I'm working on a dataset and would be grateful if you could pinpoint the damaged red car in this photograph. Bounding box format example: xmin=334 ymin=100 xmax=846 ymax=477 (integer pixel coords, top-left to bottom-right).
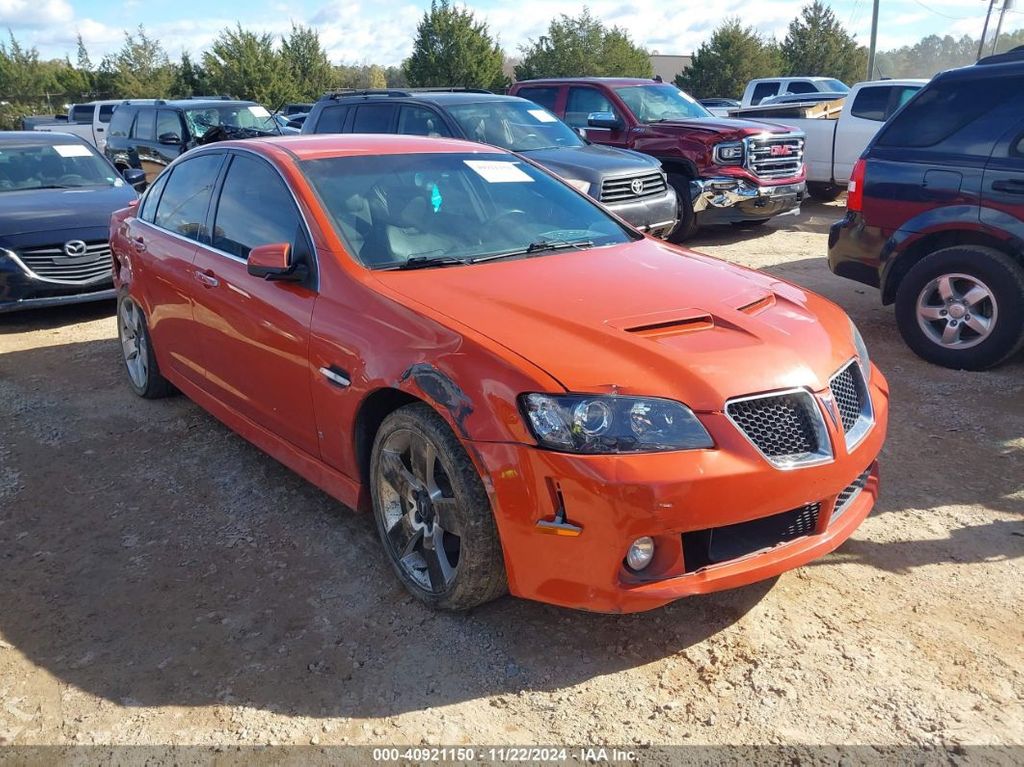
xmin=109 ymin=134 xmax=888 ymax=613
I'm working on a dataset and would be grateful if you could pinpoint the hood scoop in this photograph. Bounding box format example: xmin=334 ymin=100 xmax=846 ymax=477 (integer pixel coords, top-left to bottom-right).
xmin=610 ymin=308 xmax=715 ymax=339
xmin=737 ymin=292 xmax=777 ymax=316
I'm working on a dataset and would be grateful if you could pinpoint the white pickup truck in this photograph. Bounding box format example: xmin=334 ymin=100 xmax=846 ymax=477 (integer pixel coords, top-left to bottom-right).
xmin=736 ymin=79 xmax=926 ymax=200
xmin=30 ymin=100 xmax=129 ymax=153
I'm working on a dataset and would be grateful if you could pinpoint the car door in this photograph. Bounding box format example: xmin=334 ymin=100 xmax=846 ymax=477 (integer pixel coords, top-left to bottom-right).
xmin=565 ymin=86 xmax=628 ymax=148
xmin=131 ymin=108 xmax=161 ymax=182
xmin=190 ymin=151 xmax=320 ymax=456
xmin=834 ymin=85 xmax=920 ymax=183
xmin=126 ymin=151 xmax=225 ymax=385
xmin=981 ymin=119 xmax=1024 ymax=231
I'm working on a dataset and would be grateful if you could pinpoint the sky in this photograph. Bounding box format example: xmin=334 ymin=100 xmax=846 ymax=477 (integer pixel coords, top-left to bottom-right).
xmin=2 ymin=0 xmax=1023 ymax=67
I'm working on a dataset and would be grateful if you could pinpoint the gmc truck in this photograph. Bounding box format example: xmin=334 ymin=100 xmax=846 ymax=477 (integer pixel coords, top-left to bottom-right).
xmin=511 ymin=78 xmax=806 ymax=240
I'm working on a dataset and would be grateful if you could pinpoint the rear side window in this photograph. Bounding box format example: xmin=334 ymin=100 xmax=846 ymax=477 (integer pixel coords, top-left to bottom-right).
xmin=516 ymin=87 xmax=559 ymax=111
xmin=109 ymin=107 xmax=133 ymax=138
xmin=133 ymin=109 xmax=156 ymax=141
xmin=877 ymin=76 xmax=1024 ymax=149
xmin=397 ymin=105 xmax=451 ymax=137
xmin=70 ymin=105 xmax=93 ymax=123
xmin=786 ymin=81 xmax=817 ymax=94
xmin=212 ymin=154 xmax=305 ymax=259
xmin=751 ymin=82 xmax=778 ymax=105
xmin=313 ymin=105 xmax=349 ymax=133
xmin=851 ymin=85 xmax=921 ymax=122
xmin=352 ymin=104 xmax=397 ymax=133
xmin=98 ymin=105 xmax=115 ymax=123
xmin=153 ymin=154 xmax=223 ymax=241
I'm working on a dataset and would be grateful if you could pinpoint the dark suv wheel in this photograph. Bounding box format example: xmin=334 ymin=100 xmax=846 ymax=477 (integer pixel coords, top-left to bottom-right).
xmin=894 ymin=245 xmax=1024 ymax=370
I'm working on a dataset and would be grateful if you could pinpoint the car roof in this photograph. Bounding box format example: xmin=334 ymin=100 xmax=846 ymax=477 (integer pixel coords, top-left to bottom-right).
xmin=937 ymin=52 xmax=1024 ymax=82
xmin=204 ymin=134 xmax=507 ymax=162
xmin=0 ymin=131 xmax=90 ymax=146
xmin=515 ymin=77 xmax=661 ymax=86
xmin=318 ymin=91 xmax=524 ymax=106
xmin=120 ymin=99 xmax=257 ymax=109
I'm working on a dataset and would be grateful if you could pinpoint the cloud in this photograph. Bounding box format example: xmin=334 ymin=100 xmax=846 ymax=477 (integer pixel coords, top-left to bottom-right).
xmin=0 ymin=0 xmax=73 ymax=28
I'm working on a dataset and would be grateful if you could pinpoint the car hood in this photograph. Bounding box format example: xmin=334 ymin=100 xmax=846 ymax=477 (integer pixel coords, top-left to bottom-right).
xmin=375 ymin=239 xmax=856 ymax=411
xmin=0 ymin=185 xmax=138 ymax=247
xmin=645 ymin=116 xmax=799 ymax=136
xmin=519 ymin=144 xmax=659 ymax=179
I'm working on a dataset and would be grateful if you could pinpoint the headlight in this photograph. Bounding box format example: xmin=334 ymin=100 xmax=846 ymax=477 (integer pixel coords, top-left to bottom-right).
xmin=713 ymin=141 xmax=744 ymax=165
xmin=849 ymin=317 xmax=871 ymax=383
xmin=563 ymin=178 xmax=591 ymax=195
xmin=520 ymin=393 xmax=713 ymax=453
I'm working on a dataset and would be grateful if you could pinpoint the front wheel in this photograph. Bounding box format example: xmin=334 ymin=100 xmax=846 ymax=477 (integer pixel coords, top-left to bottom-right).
xmin=117 ymin=295 xmax=175 ymax=398
xmin=666 ymin=173 xmax=699 ymax=242
xmin=894 ymin=246 xmax=1024 ymax=370
xmin=370 ymin=403 xmax=507 ymax=611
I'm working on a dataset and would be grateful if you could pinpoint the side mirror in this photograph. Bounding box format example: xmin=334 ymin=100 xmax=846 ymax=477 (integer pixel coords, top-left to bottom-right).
xmin=587 ymin=111 xmax=622 ymax=130
xmin=247 ymin=242 xmax=304 ymax=282
xmin=158 ymin=132 xmax=182 ymax=145
xmin=121 ymin=168 xmax=147 ymax=188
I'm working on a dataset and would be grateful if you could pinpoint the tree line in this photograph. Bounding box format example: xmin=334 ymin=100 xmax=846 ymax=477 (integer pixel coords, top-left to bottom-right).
xmin=3 ymin=0 xmax=1019 ymax=130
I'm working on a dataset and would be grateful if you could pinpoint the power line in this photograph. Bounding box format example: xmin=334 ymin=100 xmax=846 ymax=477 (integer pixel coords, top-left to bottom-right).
xmin=908 ymin=0 xmax=977 ymax=20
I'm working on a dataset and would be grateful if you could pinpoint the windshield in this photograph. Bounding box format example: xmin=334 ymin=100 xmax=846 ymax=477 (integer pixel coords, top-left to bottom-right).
xmin=614 ymin=85 xmax=712 ymax=122
xmin=0 ymin=141 xmax=122 ymax=191
xmin=822 ymin=79 xmax=849 ymax=93
xmin=184 ymin=104 xmax=275 ymax=138
xmin=446 ymin=101 xmax=584 ymax=152
xmin=300 ymin=152 xmax=635 ymax=270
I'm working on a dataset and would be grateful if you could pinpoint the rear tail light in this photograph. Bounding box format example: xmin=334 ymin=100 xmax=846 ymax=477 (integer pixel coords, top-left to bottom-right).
xmin=847 ymin=158 xmax=866 ymax=212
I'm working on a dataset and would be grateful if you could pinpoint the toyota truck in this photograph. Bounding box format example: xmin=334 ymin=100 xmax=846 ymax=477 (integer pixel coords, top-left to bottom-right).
xmin=511 ymin=78 xmax=806 ymax=240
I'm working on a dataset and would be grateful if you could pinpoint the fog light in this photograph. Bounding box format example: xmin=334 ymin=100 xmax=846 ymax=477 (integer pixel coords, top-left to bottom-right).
xmin=626 ymin=536 xmax=655 ymax=570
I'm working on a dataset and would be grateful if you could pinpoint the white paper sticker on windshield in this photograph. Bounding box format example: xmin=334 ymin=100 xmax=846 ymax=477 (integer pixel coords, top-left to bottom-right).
xmin=248 ymin=105 xmax=271 ymax=118
xmin=528 ymin=109 xmax=557 ymax=123
xmin=464 ymin=160 xmax=534 ymax=183
xmin=52 ymin=144 xmax=91 ymax=157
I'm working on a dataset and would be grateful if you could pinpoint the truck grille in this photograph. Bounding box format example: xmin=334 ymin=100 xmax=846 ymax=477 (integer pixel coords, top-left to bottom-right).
xmin=828 ymin=361 xmax=874 ymax=449
xmin=726 ymin=389 xmax=831 ymax=468
xmin=15 ymin=242 xmax=113 ymax=285
xmin=831 ymin=467 xmax=872 ymax=522
xmin=600 ymin=171 xmax=667 ymax=203
xmin=745 ymin=135 xmax=804 ymax=180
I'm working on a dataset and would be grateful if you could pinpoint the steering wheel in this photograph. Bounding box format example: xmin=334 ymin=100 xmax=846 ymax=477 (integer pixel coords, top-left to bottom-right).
xmin=57 ymin=174 xmax=86 ymax=186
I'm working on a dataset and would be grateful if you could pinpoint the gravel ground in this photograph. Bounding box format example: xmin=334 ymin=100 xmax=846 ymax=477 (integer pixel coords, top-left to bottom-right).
xmin=0 ymin=198 xmax=1021 ymax=749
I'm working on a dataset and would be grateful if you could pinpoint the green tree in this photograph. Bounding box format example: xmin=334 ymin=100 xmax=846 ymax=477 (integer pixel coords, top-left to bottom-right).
xmin=0 ymin=32 xmax=56 ymax=101
xmin=675 ymin=19 xmax=782 ymax=99
xmin=280 ymin=23 xmax=333 ymax=100
xmin=403 ymin=0 xmax=507 ymax=91
xmin=106 ymin=25 xmax=176 ymax=97
xmin=172 ymin=51 xmax=207 ymax=97
xmin=203 ymin=25 xmax=296 ymax=105
xmin=515 ymin=7 xmax=651 ymax=80
xmin=780 ymin=1 xmax=866 ymax=84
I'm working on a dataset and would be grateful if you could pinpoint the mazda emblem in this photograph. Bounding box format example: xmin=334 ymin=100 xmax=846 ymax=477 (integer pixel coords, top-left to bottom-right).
xmin=63 ymin=240 xmax=88 ymax=257
xmin=630 ymin=178 xmax=644 ymax=195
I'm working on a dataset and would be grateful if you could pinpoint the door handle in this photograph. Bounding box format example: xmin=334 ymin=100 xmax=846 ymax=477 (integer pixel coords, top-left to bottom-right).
xmin=195 ymin=270 xmax=220 ymax=288
xmin=131 ymin=237 xmax=146 ymax=252
xmin=319 ymin=366 xmax=351 ymax=388
xmin=991 ymin=179 xmax=1024 ymax=195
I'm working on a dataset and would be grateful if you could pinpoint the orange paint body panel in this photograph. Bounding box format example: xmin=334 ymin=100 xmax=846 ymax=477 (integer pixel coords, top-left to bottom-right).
xmin=110 ymin=134 xmax=890 ymax=613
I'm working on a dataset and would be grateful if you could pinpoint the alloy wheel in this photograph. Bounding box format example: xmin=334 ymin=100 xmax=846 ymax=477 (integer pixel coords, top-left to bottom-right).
xmin=915 ymin=272 xmax=998 ymax=350
xmin=119 ymin=299 xmax=149 ymax=389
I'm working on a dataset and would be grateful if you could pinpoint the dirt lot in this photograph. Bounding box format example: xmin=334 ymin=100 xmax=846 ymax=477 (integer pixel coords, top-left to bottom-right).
xmin=0 ymin=198 xmax=1021 ymax=750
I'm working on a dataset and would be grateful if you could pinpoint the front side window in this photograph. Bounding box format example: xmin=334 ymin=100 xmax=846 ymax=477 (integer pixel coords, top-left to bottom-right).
xmin=447 ymin=101 xmax=583 ymax=151
xmin=613 ymin=85 xmax=711 ymax=122
xmin=157 ymin=110 xmax=183 ymax=140
xmin=153 ymin=153 xmax=223 ymax=241
xmin=98 ymin=104 xmax=116 ymax=123
xmin=851 ymin=87 xmax=893 ymax=121
xmin=786 ymin=81 xmax=818 ymax=94
xmin=300 ymin=152 xmax=637 ymax=270
xmin=71 ymin=105 xmax=93 ymax=123
xmin=212 ymin=154 xmax=304 ymax=259
xmin=133 ymin=109 xmax=156 ymax=141
xmin=397 ymin=106 xmax=452 ymax=137
xmin=0 ymin=140 xmax=124 ymax=191
xmin=109 ymin=107 xmax=134 ymax=138
xmin=565 ymin=87 xmax=618 ymax=128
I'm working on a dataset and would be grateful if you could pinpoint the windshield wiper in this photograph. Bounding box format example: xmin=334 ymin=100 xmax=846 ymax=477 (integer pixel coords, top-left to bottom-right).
xmin=384 ymin=254 xmax=473 ymax=270
xmin=472 ymin=238 xmax=594 ymax=263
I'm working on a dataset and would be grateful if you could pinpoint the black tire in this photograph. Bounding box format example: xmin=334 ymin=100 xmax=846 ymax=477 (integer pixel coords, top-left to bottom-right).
xmin=116 ymin=294 xmax=175 ymax=399
xmin=370 ymin=403 xmax=507 ymax=611
xmin=666 ymin=173 xmax=699 ymax=242
xmin=730 ymin=219 xmax=771 ymax=228
xmin=894 ymin=245 xmax=1024 ymax=370
xmin=807 ymin=181 xmax=844 ymax=202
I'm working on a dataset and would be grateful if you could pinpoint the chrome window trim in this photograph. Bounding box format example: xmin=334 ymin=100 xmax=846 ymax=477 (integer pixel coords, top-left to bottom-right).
xmin=829 ymin=358 xmax=875 ymax=452
xmin=724 ymin=386 xmax=834 ymax=470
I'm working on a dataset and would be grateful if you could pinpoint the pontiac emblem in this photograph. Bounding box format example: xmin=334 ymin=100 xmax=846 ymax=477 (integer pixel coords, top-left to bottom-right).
xmin=63 ymin=240 xmax=88 ymax=257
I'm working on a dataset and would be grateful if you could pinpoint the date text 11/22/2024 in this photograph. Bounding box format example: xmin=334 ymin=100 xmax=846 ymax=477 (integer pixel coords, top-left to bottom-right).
xmin=371 ymin=747 xmax=638 ymax=762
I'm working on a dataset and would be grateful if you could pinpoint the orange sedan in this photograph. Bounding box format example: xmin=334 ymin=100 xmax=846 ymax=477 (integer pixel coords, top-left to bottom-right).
xmin=109 ymin=135 xmax=888 ymax=613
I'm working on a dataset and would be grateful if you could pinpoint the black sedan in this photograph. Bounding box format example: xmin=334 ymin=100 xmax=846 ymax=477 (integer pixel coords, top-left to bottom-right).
xmin=0 ymin=132 xmax=143 ymax=313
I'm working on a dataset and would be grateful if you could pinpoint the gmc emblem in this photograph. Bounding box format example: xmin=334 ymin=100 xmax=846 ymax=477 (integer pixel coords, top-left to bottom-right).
xmin=770 ymin=144 xmax=793 ymax=157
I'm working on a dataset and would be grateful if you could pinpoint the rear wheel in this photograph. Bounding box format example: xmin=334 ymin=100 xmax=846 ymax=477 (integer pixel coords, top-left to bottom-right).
xmin=370 ymin=403 xmax=507 ymax=611
xmin=807 ymin=181 xmax=844 ymax=202
xmin=117 ymin=295 xmax=175 ymax=399
xmin=666 ymin=173 xmax=699 ymax=242
xmin=894 ymin=245 xmax=1024 ymax=370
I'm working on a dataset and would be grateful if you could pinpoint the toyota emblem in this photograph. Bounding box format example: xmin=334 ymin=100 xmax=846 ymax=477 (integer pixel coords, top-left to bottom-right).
xmin=63 ymin=240 xmax=88 ymax=257
xmin=630 ymin=178 xmax=645 ymax=195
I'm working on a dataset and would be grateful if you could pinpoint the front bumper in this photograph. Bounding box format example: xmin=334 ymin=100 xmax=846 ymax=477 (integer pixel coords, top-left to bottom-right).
xmin=604 ymin=188 xmax=679 ymax=238
xmin=0 ymin=257 xmax=114 ymax=314
xmin=691 ymin=178 xmax=805 ymax=225
xmin=473 ymin=367 xmax=889 ymax=613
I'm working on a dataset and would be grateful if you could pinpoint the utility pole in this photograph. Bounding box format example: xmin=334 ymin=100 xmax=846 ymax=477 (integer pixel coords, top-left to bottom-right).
xmin=979 ymin=0 xmax=998 ymax=60
xmin=990 ymin=0 xmax=1017 ymax=56
xmin=867 ymin=0 xmax=880 ymax=80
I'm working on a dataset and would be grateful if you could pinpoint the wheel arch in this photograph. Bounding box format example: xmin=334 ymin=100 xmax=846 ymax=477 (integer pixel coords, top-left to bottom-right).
xmin=352 ymin=387 xmax=423 ymax=500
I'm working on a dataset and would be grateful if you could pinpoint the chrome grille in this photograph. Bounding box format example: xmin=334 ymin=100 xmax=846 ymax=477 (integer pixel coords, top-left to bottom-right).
xmin=831 ymin=467 xmax=871 ymax=522
xmin=14 ymin=242 xmax=112 ymax=285
xmin=726 ymin=389 xmax=831 ymax=468
xmin=829 ymin=360 xmax=874 ymax=449
xmin=745 ymin=134 xmax=805 ymax=180
xmin=600 ymin=171 xmax=667 ymax=203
